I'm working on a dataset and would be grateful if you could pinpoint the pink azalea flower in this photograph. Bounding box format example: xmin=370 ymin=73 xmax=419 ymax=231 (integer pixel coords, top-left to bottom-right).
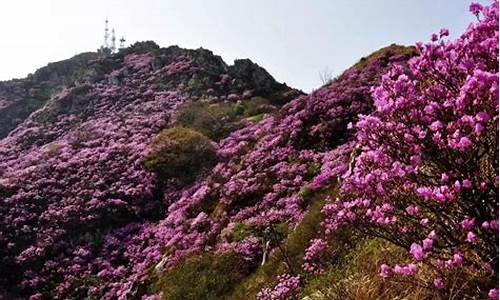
xmin=466 ymin=231 xmax=477 ymax=243
xmin=422 ymin=238 xmax=433 ymax=250
xmin=410 ymin=243 xmax=424 ymax=261
xmin=380 ymin=264 xmax=391 ymax=278
xmin=434 ymin=278 xmax=445 ymax=289
xmin=488 ymin=288 xmax=499 ymax=299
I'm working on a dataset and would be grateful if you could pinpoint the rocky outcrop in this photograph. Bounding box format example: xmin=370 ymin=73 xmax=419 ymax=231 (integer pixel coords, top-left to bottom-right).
xmin=0 ymin=52 xmax=100 ymax=138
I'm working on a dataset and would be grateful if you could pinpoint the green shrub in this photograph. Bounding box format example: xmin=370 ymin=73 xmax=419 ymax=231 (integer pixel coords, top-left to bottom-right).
xmin=231 ymin=222 xmax=288 ymax=244
xmin=153 ymin=252 xmax=255 ymax=300
xmin=175 ymin=101 xmax=242 ymax=141
xmin=298 ymin=185 xmax=314 ymax=201
xmin=232 ymin=223 xmax=258 ymax=242
xmin=272 ymin=222 xmax=289 ymax=240
xmin=232 ymin=101 xmax=245 ymax=115
xmin=305 ymin=162 xmax=321 ymax=180
xmin=144 ymin=127 xmax=217 ymax=183
xmin=242 ymin=97 xmax=275 ymax=117
xmin=176 ymin=98 xmax=276 ymax=141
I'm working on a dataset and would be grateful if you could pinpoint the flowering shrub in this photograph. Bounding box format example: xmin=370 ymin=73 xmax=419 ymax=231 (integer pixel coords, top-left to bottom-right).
xmin=257 ymin=273 xmax=301 ymax=300
xmin=0 ymin=43 xmax=300 ymax=299
xmin=0 ymin=40 xmax=414 ymax=298
xmin=0 ymin=46 xmax=197 ymax=298
xmin=144 ymin=126 xmax=217 ymax=183
xmin=302 ymin=238 xmax=330 ymax=274
xmin=323 ymin=1 xmax=498 ymax=297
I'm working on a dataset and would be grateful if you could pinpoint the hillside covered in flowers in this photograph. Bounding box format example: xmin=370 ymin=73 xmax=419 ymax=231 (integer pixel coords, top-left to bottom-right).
xmin=0 ymin=1 xmax=498 ymax=299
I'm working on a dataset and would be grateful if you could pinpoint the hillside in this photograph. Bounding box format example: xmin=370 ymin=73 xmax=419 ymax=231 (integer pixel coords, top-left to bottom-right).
xmin=0 ymin=2 xmax=498 ymax=299
xmin=0 ymin=41 xmax=302 ymax=298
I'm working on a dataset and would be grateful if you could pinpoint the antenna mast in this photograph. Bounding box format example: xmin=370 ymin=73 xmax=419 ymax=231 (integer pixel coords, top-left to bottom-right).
xmin=111 ymin=28 xmax=116 ymax=53
xmin=119 ymin=36 xmax=126 ymax=49
xmin=103 ymin=19 xmax=110 ymax=49
xmin=100 ymin=19 xmax=124 ymax=55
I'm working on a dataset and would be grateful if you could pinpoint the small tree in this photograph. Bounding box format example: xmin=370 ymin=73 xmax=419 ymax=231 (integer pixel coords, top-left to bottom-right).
xmin=319 ymin=67 xmax=335 ymax=86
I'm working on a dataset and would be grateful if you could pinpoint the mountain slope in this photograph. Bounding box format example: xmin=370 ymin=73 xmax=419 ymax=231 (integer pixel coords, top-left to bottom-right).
xmin=0 ymin=41 xmax=300 ymax=299
xmin=0 ymin=3 xmax=497 ymax=298
xmin=0 ymin=42 xmax=415 ymax=299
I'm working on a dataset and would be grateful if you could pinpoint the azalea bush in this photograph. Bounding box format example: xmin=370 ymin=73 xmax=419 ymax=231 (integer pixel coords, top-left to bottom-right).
xmin=0 ymin=41 xmax=315 ymax=299
xmin=0 ymin=49 xmax=195 ymax=298
xmin=257 ymin=273 xmax=301 ymax=300
xmin=322 ymin=1 xmax=499 ymax=298
xmin=83 ymin=42 xmax=409 ymax=299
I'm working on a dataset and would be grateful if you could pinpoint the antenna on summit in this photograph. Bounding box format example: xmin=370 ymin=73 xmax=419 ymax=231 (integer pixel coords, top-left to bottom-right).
xmin=119 ymin=36 xmax=126 ymax=49
xmin=99 ymin=18 xmax=125 ymax=56
xmin=103 ymin=19 xmax=110 ymax=49
xmin=111 ymin=28 xmax=116 ymax=53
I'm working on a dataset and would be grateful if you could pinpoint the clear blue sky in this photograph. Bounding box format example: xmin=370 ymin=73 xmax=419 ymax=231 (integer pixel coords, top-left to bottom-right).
xmin=0 ymin=0 xmax=489 ymax=91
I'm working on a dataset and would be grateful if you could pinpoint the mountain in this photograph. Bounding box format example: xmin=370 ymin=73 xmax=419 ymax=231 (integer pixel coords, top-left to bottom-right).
xmin=0 ymin=40 xmax=414 ymax=299
xmin=0 ymin=2 xmax=498 ymax=298
xmin=0 ymin=40 xmax=303 ymax=298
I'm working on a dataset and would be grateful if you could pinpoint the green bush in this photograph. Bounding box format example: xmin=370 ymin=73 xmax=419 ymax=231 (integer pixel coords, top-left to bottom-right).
xmin=176 ymin=98 xmax=276 ymax=141
xmin=231 ymin=222 xmax=288 ymax=244
xmin=298 ymin=185 xmax=314 ymax=201
xmin=242 ymin=97 xmax=275 ymax=117
xmin=144 ymin=127 xmax=217 ymax=183
xmin=232 ymin=101 xmax=246 ymax=115
xmin=175 ymin=101 xmax=243 ymax=141
xmin=232 ymin=223 xmax=258 ymax=242
xmin=305 ymin=162 xmax=321 ymax=180
xmin=153 ymin=252 xmax=255 ymax=300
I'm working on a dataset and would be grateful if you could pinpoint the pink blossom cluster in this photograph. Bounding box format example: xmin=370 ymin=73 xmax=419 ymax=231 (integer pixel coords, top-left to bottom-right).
xmin=322 ymin=1 xmax=498 ymax=297
xmin=0 ymin=38 xmax=390 ymax=298
xmin=216 ymin=236 xmax=262 ymax=262
xmin=379 ymin=263 xmax=418 ymax=278
xmin=2 ymin=39 xmax=413 ymax=298
xmin=302 ymin=238 xmax=329 ymax=274
xmin=257 ymin=273 xmax=301 ymax=300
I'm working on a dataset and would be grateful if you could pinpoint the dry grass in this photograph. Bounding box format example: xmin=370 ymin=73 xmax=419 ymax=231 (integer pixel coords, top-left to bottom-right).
xmin=301 ymin=238 xmax=439 ymax=300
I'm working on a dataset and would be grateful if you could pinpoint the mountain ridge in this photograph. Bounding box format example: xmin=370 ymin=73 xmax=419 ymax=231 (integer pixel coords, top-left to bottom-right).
xmin=0 ymin=41 xmax=301 ymax=140
xmin=0 ymin=41 xmax=416 ymax=299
